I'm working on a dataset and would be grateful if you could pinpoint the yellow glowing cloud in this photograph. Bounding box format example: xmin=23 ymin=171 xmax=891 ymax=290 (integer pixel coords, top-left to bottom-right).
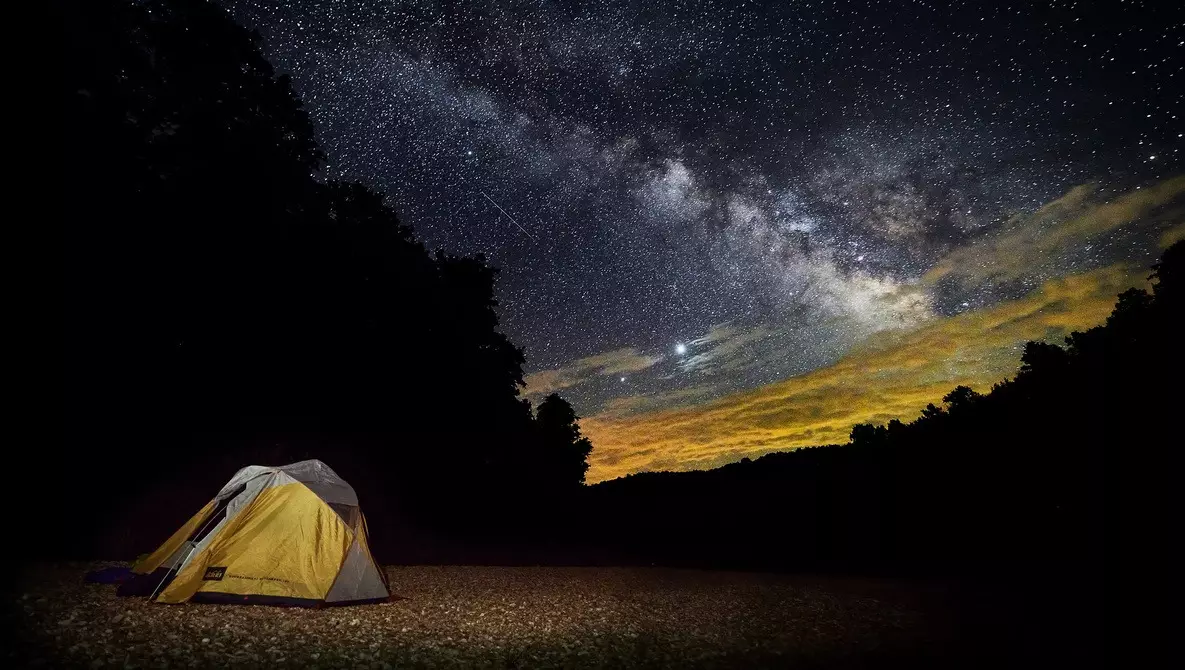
xmin=525 ymin=347 xmax=664 ymax=396
xmin=924 ymin=176 xmax=1185 ymax=287
xmin=581 ymin=264 xmax=1147 ymax=483
xmin=1162 ymin=222 xmax=1185 ymax=249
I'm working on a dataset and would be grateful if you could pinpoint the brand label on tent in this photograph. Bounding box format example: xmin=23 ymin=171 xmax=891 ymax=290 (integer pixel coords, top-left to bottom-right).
xmin=203 ymin=566 xmax=227 ymax=581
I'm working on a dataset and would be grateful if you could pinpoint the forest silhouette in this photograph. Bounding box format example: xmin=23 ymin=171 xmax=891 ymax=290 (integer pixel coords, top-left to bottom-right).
xmin=57 ymin=1 xmax=1166 ymax=591
xmin=59 ymin=0 xmax=590 ymax=558
xmin=584 ymin=243 xmax=1179 ymax=575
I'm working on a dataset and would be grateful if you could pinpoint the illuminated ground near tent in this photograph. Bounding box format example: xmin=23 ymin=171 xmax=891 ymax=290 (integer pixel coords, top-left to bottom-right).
xmin=12 ymin=563 xmax=954 ymax=668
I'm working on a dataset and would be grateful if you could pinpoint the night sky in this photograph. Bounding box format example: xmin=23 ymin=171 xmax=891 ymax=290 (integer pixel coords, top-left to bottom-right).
xmin=224 ymin=0 xmax=1183 ymax=480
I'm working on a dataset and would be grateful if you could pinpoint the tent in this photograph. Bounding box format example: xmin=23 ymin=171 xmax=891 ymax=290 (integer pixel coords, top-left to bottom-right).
xmin=118 ymin=459 xmax=390 ymax=606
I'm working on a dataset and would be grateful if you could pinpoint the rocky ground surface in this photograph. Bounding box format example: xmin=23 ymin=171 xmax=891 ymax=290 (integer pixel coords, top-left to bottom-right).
xmin=8 ymin=562 xmax=964 ymax=668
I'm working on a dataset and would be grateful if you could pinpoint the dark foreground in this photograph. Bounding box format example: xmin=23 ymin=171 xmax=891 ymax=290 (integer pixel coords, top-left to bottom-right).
xmin=8 ymin=563 xmax=1091 ymax=668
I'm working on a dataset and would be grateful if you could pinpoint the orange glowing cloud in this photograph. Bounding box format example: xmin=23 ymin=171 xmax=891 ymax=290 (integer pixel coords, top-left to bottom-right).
xmin=581 ymin=264 xmax=1148 ymax=483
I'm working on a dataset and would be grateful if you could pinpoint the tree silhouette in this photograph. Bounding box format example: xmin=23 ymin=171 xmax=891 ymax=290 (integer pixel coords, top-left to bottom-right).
xmin=1151 ymin=240 xmax=1183 ymax=302
xmin=849 ymin=423 xmax=888 ymax=446
xmin=57 ymin=0 xmax=594 ymax=559
xmin=535 ymin=394 xmax=595 ymax=488
xmin=941 ymin=385 xmax=982 ymax=412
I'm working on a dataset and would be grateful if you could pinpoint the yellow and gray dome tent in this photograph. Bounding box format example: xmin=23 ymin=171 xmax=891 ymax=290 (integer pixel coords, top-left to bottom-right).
xmin=119 ymin=459 xmax=390 ymax=606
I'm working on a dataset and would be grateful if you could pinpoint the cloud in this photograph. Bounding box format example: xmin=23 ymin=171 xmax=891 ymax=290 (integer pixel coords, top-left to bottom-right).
xmin=577 ymin=175 xmax=1182 ymax=480
xmin=524 ymin=347 xmax=664 ymax=396
xmin=924 ymin=176 xmax=1185 ymax=288
xmin=680 ymin=323 xmax=774 ymax=374
xmin=596 ymin=385 xmax=719 ymax=418
xmin=1161 ymin=223 xmax=1185 ymax=249
xmin=580 ymin=264 xmax=1146 ymax=482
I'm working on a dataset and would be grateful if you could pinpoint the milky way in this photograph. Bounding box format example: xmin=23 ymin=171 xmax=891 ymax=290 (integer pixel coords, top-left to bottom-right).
xmin=223 ymin=0 xmax=1182 ymax=419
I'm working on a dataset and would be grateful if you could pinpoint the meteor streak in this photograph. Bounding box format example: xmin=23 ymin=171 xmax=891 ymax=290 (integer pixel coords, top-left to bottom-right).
xmin=482 ymin=192 xmax=534 ymax=240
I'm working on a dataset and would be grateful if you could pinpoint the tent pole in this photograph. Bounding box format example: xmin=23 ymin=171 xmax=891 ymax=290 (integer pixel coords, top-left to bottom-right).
xmin=146 ymin=488 xmax=239 ymax=602
xmin=149 ymin=544 xmax=196 ymax=602
xmin=187 ymin=499 xmax=226 ymax=545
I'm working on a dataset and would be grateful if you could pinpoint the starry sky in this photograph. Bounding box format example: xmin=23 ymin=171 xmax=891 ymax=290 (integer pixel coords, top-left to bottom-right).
xmin=224 ymin=0 xmax=1184 ymax=480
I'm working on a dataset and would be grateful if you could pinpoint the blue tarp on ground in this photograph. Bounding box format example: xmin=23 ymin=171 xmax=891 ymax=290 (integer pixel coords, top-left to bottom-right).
xmin=84 ymin=566 xmax=133 ymax=584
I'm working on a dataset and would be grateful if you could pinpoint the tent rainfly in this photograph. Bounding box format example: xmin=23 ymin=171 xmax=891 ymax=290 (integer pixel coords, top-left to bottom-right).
xmin=119 ymin=459 xmax=390 ymax=606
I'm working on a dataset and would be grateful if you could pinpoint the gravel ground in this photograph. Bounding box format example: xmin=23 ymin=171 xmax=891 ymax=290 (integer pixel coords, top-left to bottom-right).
xmin=7 ymin=563 xmax=953 ymax=668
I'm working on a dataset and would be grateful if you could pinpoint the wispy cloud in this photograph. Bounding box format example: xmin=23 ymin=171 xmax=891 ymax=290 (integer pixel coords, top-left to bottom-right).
xmin=924 ymin=176 xmax=1185 ymax=288
xmin=581 ymin=264 xmax=1147 ymax=482
xmin=680 ymin=323 xmax=773 ymax=374
xmin=596 ymin=385 xmax=719 ymax=418
xmin=1160 ymin=223 xmax=1185 ymax=249
xmin=524 ymin=347 xmax=664 ymax=396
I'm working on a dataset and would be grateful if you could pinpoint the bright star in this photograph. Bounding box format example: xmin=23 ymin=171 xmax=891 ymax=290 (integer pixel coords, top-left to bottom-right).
xmin=675 ymin=343 xmax=687 ymax=355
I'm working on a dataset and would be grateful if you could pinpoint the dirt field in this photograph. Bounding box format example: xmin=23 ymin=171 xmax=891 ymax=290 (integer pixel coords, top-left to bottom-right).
xmin=9 ymin=563 xmax=965 ymax=668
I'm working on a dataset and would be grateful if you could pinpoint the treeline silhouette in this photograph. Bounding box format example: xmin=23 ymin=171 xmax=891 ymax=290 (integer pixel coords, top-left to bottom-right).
xmin=581 ymin=243 xmax=1180 ymax=575
xmin=56 ymin=0 xmax=591 ymax=559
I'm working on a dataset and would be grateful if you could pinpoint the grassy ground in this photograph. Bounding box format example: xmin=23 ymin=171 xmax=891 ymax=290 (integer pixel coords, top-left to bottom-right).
xmin=9 ymin=563 xmax=967 ymax=668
